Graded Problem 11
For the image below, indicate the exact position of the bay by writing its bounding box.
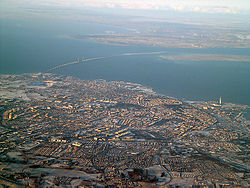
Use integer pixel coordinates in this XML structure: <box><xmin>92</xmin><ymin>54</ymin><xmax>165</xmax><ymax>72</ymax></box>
<box><xmin>0</xmin><ymin>18</ymin><xmax>249</xmax><ymax>106</ymax></box>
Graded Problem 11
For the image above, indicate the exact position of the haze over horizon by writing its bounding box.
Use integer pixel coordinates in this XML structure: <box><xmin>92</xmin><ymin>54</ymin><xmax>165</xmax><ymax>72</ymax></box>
<box><xmin>2</xmin><ymin>0</ymin><xmax>250</xmax><ymax>14</ymax></box>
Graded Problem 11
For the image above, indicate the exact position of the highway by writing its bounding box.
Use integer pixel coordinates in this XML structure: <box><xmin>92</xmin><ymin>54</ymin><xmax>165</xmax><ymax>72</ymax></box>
<box><xmin>45</xmin><ymin>51</ymin><xmax>168</xmax><ymax>72</ymax></box>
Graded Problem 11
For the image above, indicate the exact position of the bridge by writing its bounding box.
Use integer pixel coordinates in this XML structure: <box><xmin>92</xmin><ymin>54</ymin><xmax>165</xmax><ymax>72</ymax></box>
<box><xmin>45</xmin><ymin>51</ymin><xmax>168</xmax><ymax>72</ymax></box>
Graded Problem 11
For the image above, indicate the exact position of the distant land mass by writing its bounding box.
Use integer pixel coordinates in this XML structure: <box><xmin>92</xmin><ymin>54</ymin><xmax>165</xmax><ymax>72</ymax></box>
<box><xmin>61</xmin><ymin>33</ymin><xmax>250</xmax><ymax>48</ymax></box>
<box><xmin>160</xmin><ymin>54</ymin><xmax>250</xmax><ymax>62</ymax></box>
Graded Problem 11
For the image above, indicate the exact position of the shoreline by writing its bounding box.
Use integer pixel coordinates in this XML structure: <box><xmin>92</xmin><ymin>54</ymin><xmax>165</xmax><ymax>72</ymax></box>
<box><xmin>1</xmin><ymin>72</ymin><xmax>250</xmax><ymax>107</ymax></box>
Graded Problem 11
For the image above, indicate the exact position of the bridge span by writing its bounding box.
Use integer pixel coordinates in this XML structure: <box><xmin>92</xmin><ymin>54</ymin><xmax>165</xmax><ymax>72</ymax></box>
<box><xmin>45</xmin><ymin>51</ymin><xmax>168</xmax><ymax>72</ymax></box>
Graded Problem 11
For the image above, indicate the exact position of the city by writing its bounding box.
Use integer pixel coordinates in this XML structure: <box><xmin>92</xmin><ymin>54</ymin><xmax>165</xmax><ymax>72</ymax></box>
<box><xmin>0</xmin><ymin>73</ymin><xmax>249</xmax><ymax>187</ymax></box>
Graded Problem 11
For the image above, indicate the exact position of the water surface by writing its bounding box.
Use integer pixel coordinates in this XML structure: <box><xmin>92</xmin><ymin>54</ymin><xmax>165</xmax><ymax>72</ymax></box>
<box><xmin>0</xmin><ymin>18</ymin><xmax>249</xmax><ymax>106</ymax></box>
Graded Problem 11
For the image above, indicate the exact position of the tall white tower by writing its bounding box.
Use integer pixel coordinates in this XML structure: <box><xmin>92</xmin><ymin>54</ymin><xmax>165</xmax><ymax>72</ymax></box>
<box><xmin>219</xmin><ymin>96</ymin><xmax>222</xmax><ymax>105</ymax></box>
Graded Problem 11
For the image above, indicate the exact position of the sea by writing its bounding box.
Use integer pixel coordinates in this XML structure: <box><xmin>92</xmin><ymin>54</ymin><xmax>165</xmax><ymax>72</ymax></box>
<box><xmin>0</xmin><ymin>17</ymin><xmax>250</xmax><ymax>107</ymax></box>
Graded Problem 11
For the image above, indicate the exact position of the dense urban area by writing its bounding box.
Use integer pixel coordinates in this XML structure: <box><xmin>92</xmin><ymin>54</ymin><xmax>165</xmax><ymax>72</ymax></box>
<box><xmin>0</xmin><ymin>73</ymin><xmax>249</xmax><ymax>187</ymax></box>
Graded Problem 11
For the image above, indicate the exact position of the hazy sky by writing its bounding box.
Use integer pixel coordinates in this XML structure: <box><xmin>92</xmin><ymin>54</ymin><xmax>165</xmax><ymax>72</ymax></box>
<box><xmin>62</xmin><ymin>0</ymin><xmax>250</xmax><ymax>14</ymax></box>
<box><xmin>2</xmin><ymin>0</ymin><xmax>250</xmax><ymax>15</ymax></box>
